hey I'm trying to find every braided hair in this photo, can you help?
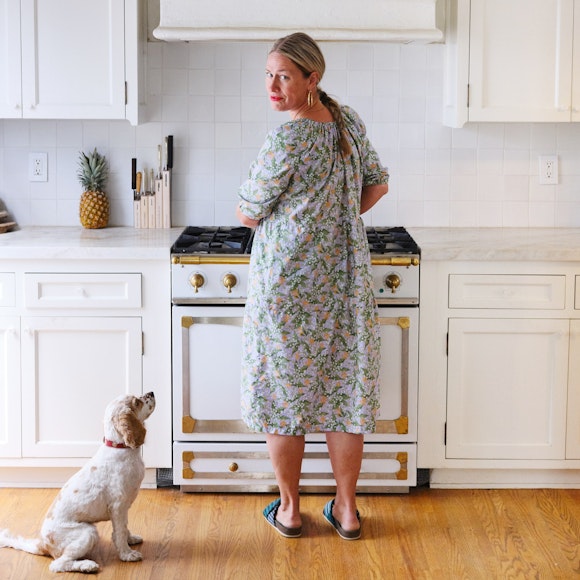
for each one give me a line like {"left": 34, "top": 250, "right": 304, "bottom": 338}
{"left": 270, "top": 33, "right": 352, "bottom": 157}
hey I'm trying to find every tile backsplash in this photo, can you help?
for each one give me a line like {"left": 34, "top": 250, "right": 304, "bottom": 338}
{"left": 1, "top": 40, "right": 580, "bottom": 228}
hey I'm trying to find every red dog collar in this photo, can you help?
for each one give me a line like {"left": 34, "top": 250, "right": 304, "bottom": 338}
{"left": 103, "top": 437, "right": 128, "bottom": 449}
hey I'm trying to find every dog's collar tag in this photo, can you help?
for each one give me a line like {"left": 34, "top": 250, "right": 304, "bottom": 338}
{"left": 103, "top": 437, "right": 129, "bottom": 449}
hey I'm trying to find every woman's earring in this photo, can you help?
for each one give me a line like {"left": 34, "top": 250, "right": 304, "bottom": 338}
{"left": 307, "top": 91, "right": 313, "bottom": 108}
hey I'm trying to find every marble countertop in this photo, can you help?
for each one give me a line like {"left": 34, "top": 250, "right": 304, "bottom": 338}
{"left": 0, "top": 226, "right": 183, "bottom": 260}
{"left": 409, "top": 228, "right": 580, "bottom": 262}
{"left": 1, "top": 226, "right": 580, "bottom": 262}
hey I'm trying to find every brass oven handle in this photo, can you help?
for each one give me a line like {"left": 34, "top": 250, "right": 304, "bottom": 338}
{"left": 222, "top": 273, "right": 237, "bottom": 293}
{"left": 189, "top": 273, "right": 205, "bottom": 293}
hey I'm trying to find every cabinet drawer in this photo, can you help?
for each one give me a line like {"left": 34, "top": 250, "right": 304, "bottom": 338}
{"left": 449, "top": 274, "right": 565, "bottom": 309}
{"left": 174, "top": 442, "right": 416, "bottom": 491}
{"left": 0, "top": 274, "right": 16, "bottom": 307}
{"left": 24, "top": 273, "right": 142, "bottom": 309}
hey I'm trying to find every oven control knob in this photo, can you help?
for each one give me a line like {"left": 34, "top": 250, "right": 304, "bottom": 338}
{"left": 222, "top": 273, "right": 237, "bottom": 293}
{"left": 228, "top": 462, "right": 239, "bottom": 472}
{"left": 385, "top": 273, "right": 401, "bottom": 294}
{"left": 189, "top": 273, "right": 205, "bottom": 293}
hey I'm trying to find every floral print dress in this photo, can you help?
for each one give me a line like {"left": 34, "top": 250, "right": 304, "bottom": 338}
{"left": 238, "top": 106, "right": 389, "bottom": 435}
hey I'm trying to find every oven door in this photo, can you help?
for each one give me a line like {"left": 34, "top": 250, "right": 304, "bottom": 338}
{"left": 173, "top": 304, "right": 417, "bottom": 442}
{"left": 172, "top": 305, "right": 259, "bottom": 442}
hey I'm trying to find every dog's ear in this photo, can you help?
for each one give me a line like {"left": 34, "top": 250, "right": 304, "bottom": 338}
{"left": 112, "top": 399, "right": 146, "bottom": 448}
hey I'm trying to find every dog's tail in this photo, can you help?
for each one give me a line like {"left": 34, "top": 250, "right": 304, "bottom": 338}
{"left": 0, "top": 528, "right": 47, "bottom": 555}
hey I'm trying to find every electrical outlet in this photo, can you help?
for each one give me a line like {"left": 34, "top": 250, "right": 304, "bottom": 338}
{"left": 29, "top": 152, "right": 48, "bottom": 182}
{"left": 539, "top": 155, "right": 558, "bottom": 185}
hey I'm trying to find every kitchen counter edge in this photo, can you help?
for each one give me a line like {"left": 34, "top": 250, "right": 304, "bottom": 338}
{"left": 0, "top": 226, "right": 183, "bottom": 260}
{"left": 409, "top": 227, "right": 580, "bottom": 262}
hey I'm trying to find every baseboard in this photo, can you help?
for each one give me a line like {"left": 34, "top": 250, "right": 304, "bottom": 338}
{"left": 430, "top": 468, "right": 580, "bottom": 489}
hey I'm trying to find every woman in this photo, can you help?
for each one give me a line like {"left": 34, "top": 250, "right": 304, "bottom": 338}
{"left": 236, "top": 32, "right": 389, "bottom": 540}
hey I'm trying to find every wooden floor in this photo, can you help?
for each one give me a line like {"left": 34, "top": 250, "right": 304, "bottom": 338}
{"left": 1, "top": 486, "right": 580, "bottom": 579}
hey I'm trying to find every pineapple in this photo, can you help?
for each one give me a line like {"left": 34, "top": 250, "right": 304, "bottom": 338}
{"left": 77, "top": 148, "right": 110, "bottom": 229}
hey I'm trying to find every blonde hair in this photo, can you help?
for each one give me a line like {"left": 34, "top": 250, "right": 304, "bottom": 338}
{"left": 270, "top": 33, "right": 352, "bottom": 157}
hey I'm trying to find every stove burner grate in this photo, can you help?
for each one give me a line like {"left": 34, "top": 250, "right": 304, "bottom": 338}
{"left": 171, "top": 226, "right": 254, "bottom": 254}
{"left": 366, "top": 227, "right": 420, "bottom": 255}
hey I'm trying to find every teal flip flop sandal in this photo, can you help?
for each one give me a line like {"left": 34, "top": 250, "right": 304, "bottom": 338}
{"left": 263, "top": 498, "right": 302, "bottom": 538}
{"left": 322, "top": 499, "right": 361, "bottom": 540}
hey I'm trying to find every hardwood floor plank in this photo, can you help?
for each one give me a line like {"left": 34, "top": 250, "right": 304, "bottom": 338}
{"left": 2, "top": 487, "right": 580, "bottom": 578}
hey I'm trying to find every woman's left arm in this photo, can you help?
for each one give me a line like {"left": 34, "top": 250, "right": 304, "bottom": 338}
{"left": 361, "top": 183, "right": 389, "bottom": 214}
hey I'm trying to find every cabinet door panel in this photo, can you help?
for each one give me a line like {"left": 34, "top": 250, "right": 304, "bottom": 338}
{"left": 469, "top": 0, "right": 574, "bottom": 122}
{"left": 447, "top": 318, "right": 569, "bottom": 460}
{"left": 574, "top": 0, "right": 580, "bottom": 120}
{"left": 0, "top": 317, "right": 21, "bottom": 457}
{"left": 566, "top": 320, "right": 580, "bottom": 458}
{"left": 21, "top": 316, "right": 142, "bottom": 458}
{"left": 0, "top": 0, "right": 21, "bottom": 117}
{"left": 20, "top": 0, "right": 125, "bottom": 119}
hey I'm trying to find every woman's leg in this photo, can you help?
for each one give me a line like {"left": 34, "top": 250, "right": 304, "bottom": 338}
{"left": 266, "top": 433, "right": 305, "bottom": 528}
{"left": 325, "top": 432, "right": 364, "bottom": 531}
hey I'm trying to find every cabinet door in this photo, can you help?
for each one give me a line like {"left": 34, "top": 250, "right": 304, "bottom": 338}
{"left": 0, "top": 0, "right": 21, "bottom": 117}
{"left": 574, "top": 0, "right": 580, "bottom": 121}
{"left": 20, "top": 316, "right": 142, "bottom": 458}
{"left": 447, "top": 318, "right": 569, "bottom": 460}
{"left": 0, "top": 316, "right": 21, "bottom": 457}
{"left": 566, "top": 320, "right": 580, "bottom": 458}
{"left": 469, "top": 0, "right": 574, "bottom": 122}
{"left": 20, "top": 0, "right": 126, "bottom": 120}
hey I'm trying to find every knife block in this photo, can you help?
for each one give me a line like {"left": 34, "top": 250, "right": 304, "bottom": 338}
{"left": 134, "top": 169, "right": 171, "bottom": 229}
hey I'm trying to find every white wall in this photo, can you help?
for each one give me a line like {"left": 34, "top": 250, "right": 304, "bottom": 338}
{"left": 1, "top": 40, "right": 579, "bottom": 228}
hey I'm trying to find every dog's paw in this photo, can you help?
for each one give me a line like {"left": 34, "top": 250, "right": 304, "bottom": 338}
{"left": 120, "top": 549, "right": 143, "bottom": 562}
{"left": 49, "top": 558, "right": 100, "bottom": 573}
{"left": 128, "top": 534, "right": 143, "bottom": 545}
{"left": 78, "top": 559, "right": 100, "bottom": 573}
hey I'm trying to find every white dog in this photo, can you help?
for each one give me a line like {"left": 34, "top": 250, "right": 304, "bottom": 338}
{"left": 0, "top": 391, "right": 155, "bottom": 573}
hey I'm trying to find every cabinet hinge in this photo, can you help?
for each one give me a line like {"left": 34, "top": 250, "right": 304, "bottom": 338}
{"left": 446, "top": 332, "right": 449, "bottom": 356}
{"left": 125, "top": 82, "right": 128, "bottom": 105}
{"left": 141, "top": 332, "right": 144, "bottom": 355}
{"left": 444, "top": 422, "right": 447, "bottom": 445}
{"left": 467, "top": 83, "right": 470, "bottom": 108}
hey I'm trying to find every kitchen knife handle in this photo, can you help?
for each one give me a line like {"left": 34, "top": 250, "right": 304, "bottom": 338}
{"left": 167, "top": 135, "right": 173, "bottom": 169}
{"left": 136, "top": 171, "right": 142, "bottom": 194}
{"left": 131, "top": 158, "right": 137, "bottom": 190}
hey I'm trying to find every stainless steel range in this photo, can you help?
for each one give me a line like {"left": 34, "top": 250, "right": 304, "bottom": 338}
{"left": 171, "top": 226, "right": 420, "bottom": 493}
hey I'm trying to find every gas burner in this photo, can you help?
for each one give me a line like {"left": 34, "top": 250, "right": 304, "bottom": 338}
{"left": 171, "top": 226, "right": 254, "bottom": 254}
{"left": 366, "top": 227, "right": 420, "bottom": 255}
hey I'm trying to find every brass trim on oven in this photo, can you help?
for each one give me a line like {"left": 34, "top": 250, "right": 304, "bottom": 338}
{"left": 181, "top": 315, "right": 245, "bottom": 434}
{"left": 375, "top": 316, "right": 410, "bottom": 435}
{"left": 181, "top": 450, "right": 409, "bottom": 481}
{"left": 182, "top": 419, "right": 254, "bottom": 435}
{"left": 172, "top": 255, "right": 251, "bottom": 265}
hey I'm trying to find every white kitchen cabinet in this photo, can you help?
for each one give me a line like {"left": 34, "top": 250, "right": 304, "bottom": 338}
{"left": 444, "top": 0, "right": 580, "bottom": 126}
{"left": 567, "top": 320, "right": 580, "bottom": 458}
{"left": 447, "top": 317, "right": 569, "bottom": 460}
{"left": 0, "top": 315, "right": 21, "bottom": 457}
{"left": 0, "top": 0, "right": 144, "bottom": 124}
{"left": 0, "top": 228, "right": 175, "bottom": 487}
{"left": 20, "top": 316, "right": 143, "bottom": 458}
{"left": 0, "top": 0, "right": 21, "bottom": 118}
{"left": 418, "top": 259, "right": 580, "bottom": 487}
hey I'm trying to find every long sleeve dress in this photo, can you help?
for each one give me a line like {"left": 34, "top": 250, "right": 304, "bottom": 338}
{"left": 238, "top": 106, "right": 389, "bottom": 435}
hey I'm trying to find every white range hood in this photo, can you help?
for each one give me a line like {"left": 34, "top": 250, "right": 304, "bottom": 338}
{"left": 153, "top": 0, "right": 444, "bottom": 43}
